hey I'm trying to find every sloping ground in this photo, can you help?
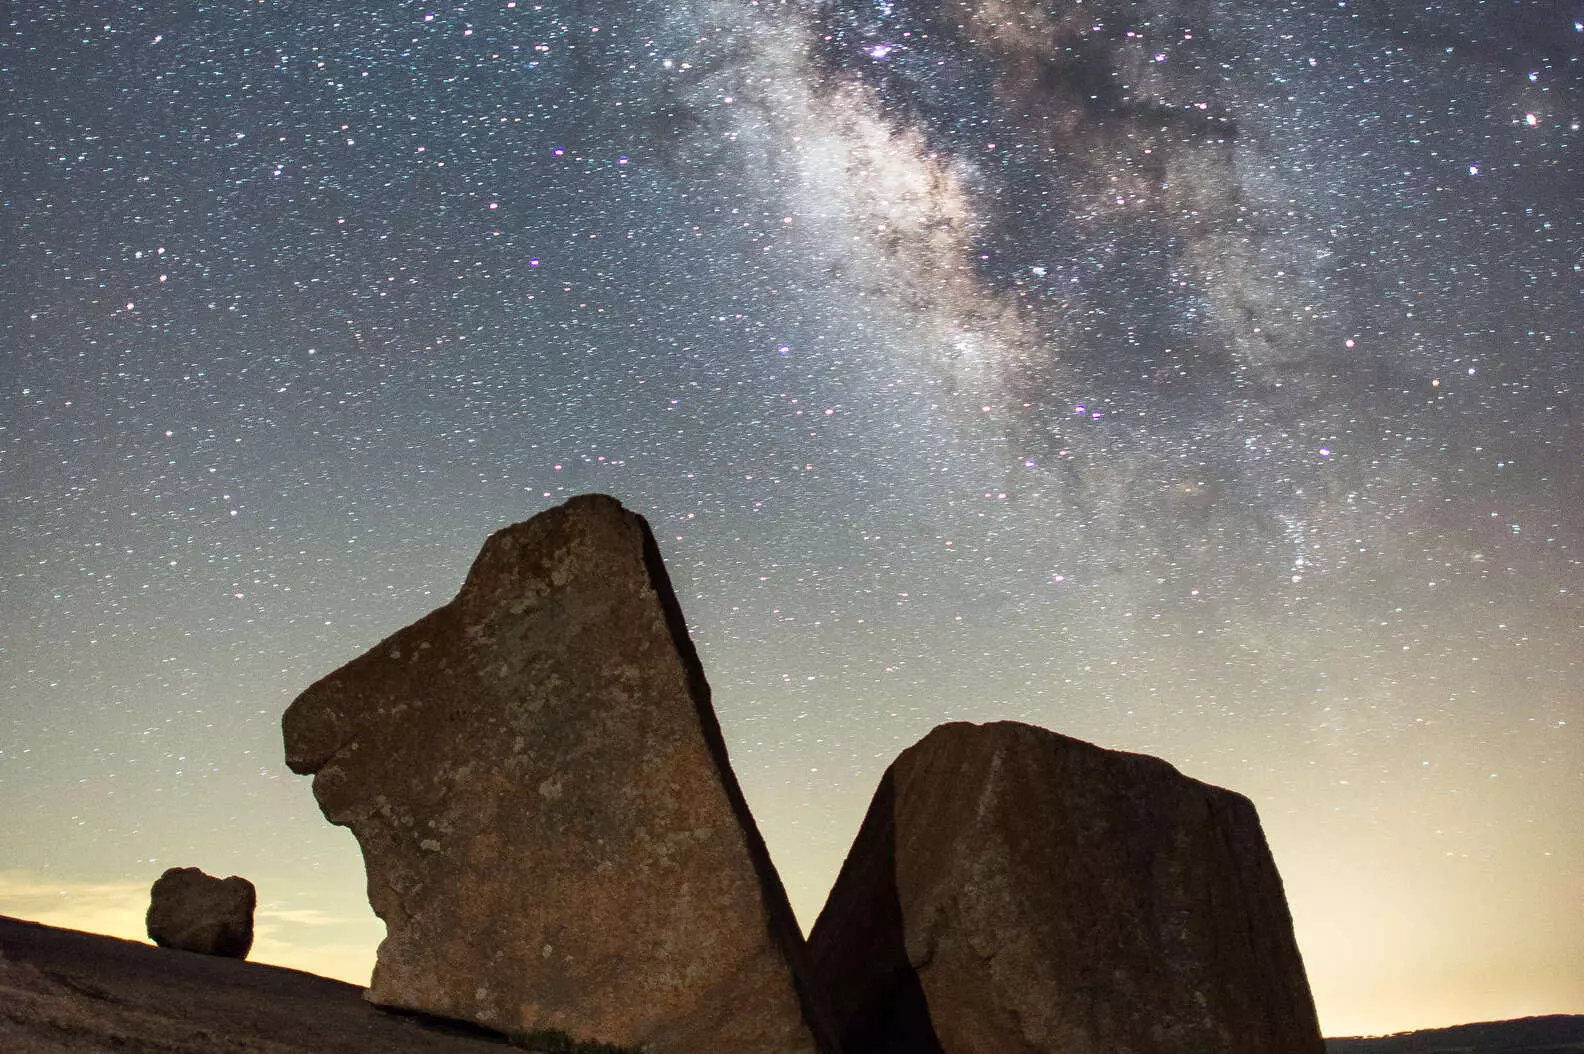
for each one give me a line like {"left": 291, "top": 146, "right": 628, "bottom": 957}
{"left": 4, "top": 912, "right": 1578, "bottom": 1054}
{"left": 0, "top": 914, "right": 516, "bottom": 1053}
{"left": 1326, "top": 1015, "right": 1584, "bottom": 1054}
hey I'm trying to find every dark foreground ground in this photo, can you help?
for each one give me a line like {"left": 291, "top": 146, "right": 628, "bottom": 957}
{"left": 0, "top": 914, "right": 516, "bottom": 1053}
{"left": 3, "top": 914, "right": 1580, "bottom": 1053}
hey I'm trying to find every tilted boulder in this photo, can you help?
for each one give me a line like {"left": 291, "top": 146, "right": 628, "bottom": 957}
{"left": 146, "top": 866, "right": 256, "bottom": 959}
{"left": 809, "top": 721, "right": 1325, "bottom": 1054}
{"left": 282, "top": 494, "right": 834, "bottom": 1053}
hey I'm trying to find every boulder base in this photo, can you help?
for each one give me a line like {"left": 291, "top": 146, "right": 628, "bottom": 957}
{"left": 146, "top": 867, "right": 255, "bottom": 959}
{"left": 282, "top": 494, "right": 832, "bottom": 1054}
{"left": 809, "top": 721, "right": 1325, "bottom": 1054}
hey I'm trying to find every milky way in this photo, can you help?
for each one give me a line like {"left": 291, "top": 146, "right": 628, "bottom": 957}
{"left": 2, "top": 0, "right": 1580, "bottom": 1034}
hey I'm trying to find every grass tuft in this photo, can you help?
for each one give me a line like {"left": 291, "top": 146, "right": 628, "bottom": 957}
{"left": 508, "top": 1026, "right": 644, "bottom": 1054}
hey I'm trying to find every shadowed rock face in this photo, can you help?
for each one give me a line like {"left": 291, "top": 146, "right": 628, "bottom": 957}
{"left": 146, "top": 867, "right": 256, "bottom": 959}
{"left": 282, "top": 494, "right": 834, "bottom": 1054}
{"left": 809, "top": 721, "right": 1325, "bottom": 1054}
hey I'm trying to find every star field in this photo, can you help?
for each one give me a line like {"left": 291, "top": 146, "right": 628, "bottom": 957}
{"left": 2, "top": 0, "right": 1580, "bottom": 1035}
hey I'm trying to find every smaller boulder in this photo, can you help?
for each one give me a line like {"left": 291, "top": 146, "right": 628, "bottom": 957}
{"left": 146, "top": 866, "right": 256, "bottom": 959}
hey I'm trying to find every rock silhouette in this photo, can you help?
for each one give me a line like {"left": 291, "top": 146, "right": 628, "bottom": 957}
{"left": 282, "top": 494, "right": 834, "bottom": 1054}
{"left": 145, "top": 866, "right": 256, "bottom": 959}
{"left": 808, "top": 721, "right": 1325, "bottom": 1054}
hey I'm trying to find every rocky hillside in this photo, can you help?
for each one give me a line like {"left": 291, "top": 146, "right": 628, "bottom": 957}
{"left": 0, "top": 913, "right": 524, "bottom": 1053}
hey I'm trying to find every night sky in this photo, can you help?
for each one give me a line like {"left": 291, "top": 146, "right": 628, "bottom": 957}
{"left": 2, "top": 0, "right": 1580, "bottom": 1037}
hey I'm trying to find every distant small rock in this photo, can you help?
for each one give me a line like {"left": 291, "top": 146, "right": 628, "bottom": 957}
{"left": 146, "top": 866, "right": 255, "bottom": 959}
{"left": 809, "top": 721, "right": 1325, "bottom": 1054}
{"left": 282, "top": 494, "right": 835, "bottom": 1053}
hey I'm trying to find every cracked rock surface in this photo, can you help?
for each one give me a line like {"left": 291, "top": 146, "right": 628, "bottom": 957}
{"left": 283, "top": 494, "right": 833, "bottom": 1054}
{"left": 808, "top": 721, "right": 1325, "bottom": 1054}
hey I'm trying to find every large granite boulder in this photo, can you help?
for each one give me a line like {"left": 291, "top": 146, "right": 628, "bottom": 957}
{"left": 146, "top": 867, "right": 256, "bottom": 959}
{"left": 282, "top": 494, "right": 834, "bottom": 1054}
{"left": 808, "top": 721, "right": 1325, "bottom": 1054}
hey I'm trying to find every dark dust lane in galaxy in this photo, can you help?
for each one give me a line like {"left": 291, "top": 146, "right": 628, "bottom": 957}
{"left": 1, "top": 0, "right": 1579, "bottom": 1034}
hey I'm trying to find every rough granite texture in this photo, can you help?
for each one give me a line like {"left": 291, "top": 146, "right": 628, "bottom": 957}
{"left": 0, "top": 914, "right": 527, "bottom": 1053}
{"left": 808, "top": 721, "right": 1326, "bottom": 1054}
{"left": 145, "top": 867, "right": 256, "bottom": 960}
{"left": 282, "top": 494, "right": 834, "bottom": 1054}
